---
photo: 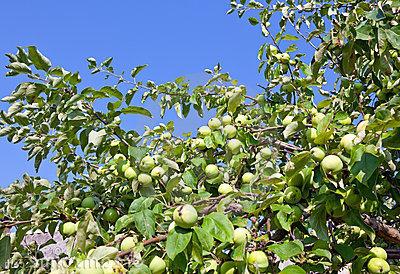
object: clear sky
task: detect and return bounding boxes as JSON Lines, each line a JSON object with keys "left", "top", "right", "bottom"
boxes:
{"left": 0, "top": 1, "right": 312, "bottom": 186}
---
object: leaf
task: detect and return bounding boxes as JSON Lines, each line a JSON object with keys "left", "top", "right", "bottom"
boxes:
{"left": 227, "top": 92, "right": 244, "bottom": 114}
{"left": 267, "top": 240, "right": 304, "bottom": 260}
{"left": 132, "top": 209, "right": 155, "bottom": 238}
{"left": 310, "top": 248, "right": 331, "bottom": 260}
{"left": 129, "top": 197, "right": 154, "bottom": 213}
{"left": 6, "top": 62, "right": 32, "bottom": 74}
{"left": 309, "top": 204, "right": 328, "bottom": 241}
{"left": 166, "top": 228, "right": 192, "bottom": 260}
{"left": 128, "top": 146, "right": 150, "bottom": 161}
{"left": 88, "top": 129, "right": 106, "bottom": 146}
{"left": 355, "top": 23, "right": 372, "bottom": 40}
{"left": 160, "top": 158, "right": 179, "bottom": 171}
{"left": 115, "top": 214, "right": 135, "bottom": 233}
{"left": 121, "top": 106, "right": 152, "bottom": 118}
{"left": 282, "top": 34, "right": 299, "bottom": 41}
{"left": 99, "top": 86, "right": 123, "bottom": 100}
{"left": 202, "top": 212, "right": 234, "bottom": 242}
{"left": 87, "top": 246, "right": 118, "bottom": 261}
{"left": 193, "top": 227, "right": 214, "bottom": 252}
{"left": 27, "top": 46, "right": 52, "bottom": 71}
{"left": 283, "top": 121, "right": 298, "bottom": 139}
{"left": 0, "top": 236, "right": 11, "bottom": 268}
{"left": 279, "top": 265, "right": 306, "bottom": 274}
{"left": 182, "top": 170, "right": 197, "bottom": 189}
{"left": 335, "top": 244, "right": 355, "bottom": 261}
{"left": 248, "top": 17, "right": 259, "bottom": 25}
{"left": 75, "top": 211, "right": 92, "bottom": 252}
{"left": 343, "top": 210, "right": 375, "bottom": 241}
{"left": 386, "top": 27, "right": 400, "bottom": 50}
{"left": 285, "top": 151, "right": 311, "bottom": 178}
{"left": 350, "top": 152, "right": 380, "bottom": 184}
{"left": 131, "top": 64, "right": 148, "bottom": 78}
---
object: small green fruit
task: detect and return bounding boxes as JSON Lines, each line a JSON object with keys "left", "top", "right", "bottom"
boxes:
{"left": 340, "top": 134, "right": 356, "bottom": 153}
{"left": 260, "top": 147, "right": 272, "bottom": 159}
{"left": 310, "top": 147, "right": 325, "bottom": 162}
{"left": 367, "top": 258, "right": 390, "bottom": 274}
{"left": 102, "top": 260, "right": 126, "bottom": 274}
{"left": 81, "top": 197, "right": 96, "bottom": 209}
{"left": 124, "top": 167, "right": 137, "bottom": 179}
{"left": 223, "top": 125, "right": 237, "bottom": 139}
{"left": 113, "top": 154, "right": 126, "bottom": 161}
{"left": 227, "top": 139, "right": 242, "bottom": 154}
{"left": 205, "top": 164, "right": 219, "bottom": 179}
{"left": 242, "top": 172, "right": 255, "bottom": 184}
{"left": 218, "top": 183, "right": 233, "bottom": 194}
{"left": 181, "top": 186, "right": 193, "bottom": 195}
{"left": 208, "top": 118, "right": 222, "bottom": 130}
{"left": 120, "top": 236, "right": 137, "bottom": 252}
{"left": 62, "top": 222, "right": 77, "bottom": 236}
{"left": 121, "top": 162, "right": 130, "bottom": 173}
{"left": 306, "top": 128, "right": 317, "bottom": 142}
{"left": 173, "top": 204, "right": 198, "bottom": 229}
{"left": 282, "top": 115, "right": 294, "bottom": 126}
{"left": 138, "top": 173, "right": 153, "bottom": 186}
{"left": 357, "top": 120, "right": 368, "bottom": 133}
{"left": 222, "top": 115, "right": 232, "bottom": 125}
{"left": 233, "top": 227, "right": 251, "bottom": 245}
{"left": 247, "top": 251, "right": 269, "bottom": 273}
{"left": 149, "top": 256, "right": 166, "bottom": 274}
{"left": 150, "top": 166, "right": 165, "bottom": 178}
{"left": 103, "top": 208, "right": 119, "bottom": 223}
{"left": 370, "top": 247, "right": 387, "bottom": 260}
{"left": 284, "top": 186, "right": 302, "bottom": 204}
{"left": 140, "top": 156, "right": 155, "bottom": 172}
{"left": 288, "top": 172, "right": 304, "bottom": 187}
{"left": 339, "top": 117, "right": 352, "bottom": 125}
{"left": 192, "top": 138, "right": 206, "bottom": 150}
{"left": 321, "top": 155, "right": 343, "bottom": 174}
{"left": 198, "top": 126, "right": 212, "bottom": 137}
{"left": 235, "top": 114, "right": 249, "bottom": 125}
{"left": 312, "top": 113, "right": 326, "bottom": 127}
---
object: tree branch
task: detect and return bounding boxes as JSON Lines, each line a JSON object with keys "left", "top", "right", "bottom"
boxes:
{"left": 363, "top": 215, "right": 400, "bottom": 244}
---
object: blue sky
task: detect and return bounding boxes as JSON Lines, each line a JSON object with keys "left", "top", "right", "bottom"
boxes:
{"left": 0, "top": 1, "right": 316, "bottom": 185}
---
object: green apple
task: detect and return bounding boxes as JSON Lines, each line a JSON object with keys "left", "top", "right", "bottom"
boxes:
{"left": 113, "top": 154, "right": 126, "bottom": 161}
{"left": 120, "top": 236, "right": 137, "bottom": 252}
{"left": 124, "top": 167, "right": 137, "bottom": 179}
{"left": 227, "top": 139, "right": 242, "bottom": 154}
{"left": 306, "top": 128, "right": 317, "bottom": 142}
{"left": 173, "top": 204, "right": 198, "bottom": 229}
{"left": 370, "top": 247, "right": 387, "bottom": 260}
{"left": 149, "top": 256, "right": 166, "bottom": 274}
{"left": 242, "top": 172, "right": 255, "bottom": 184}
{"left": 218, "top": 183, "right": 233, "bottom": 194}
{"left": 192, "top": 138, "right": 206, "bottom": 150}
{"left": 233, "top": 227, "right": 251, "bottom": 245}
{"left": 220, "top": 261, "right": 236, "bottom": 274}
{"left": 340, "top": 134, "right": 356, "bottom": 153}
{"left": 260, "top": 147, "right": 272, "bottom": 159}
{"left": 140, "top": 156, "right": 155, "bottom": 172}
{"left": 247, "top": 251, "right": 269, "bottom": 273}
{"left": 312, "top": 113, "right": 326, "bottom": 127}
{"left": 121, "top": 162, "right": 130, "bottom": 173}
{"left": 110, "top": 140, "right": 120, "bottom": 147}
{"left": 344, "top": 189, "right": 361, "bottom": 208}
{"left": 223, "top": 125, "right": 237, "bottom": 139}
{"left": 288, "top": 172, "right": 304, "bottom": 187}
{"left": 208, "top": 118, "right": 221, "bottom": 130}
{"left": 284, "top": 186, "right": 302, "bottom": 204}
{"left": 181, "top": 186, "right": 193, "bottom": 195}
{"left": 205, "top": 164, "right": 219, "bottom": 179}
{"left": 310, "top": 147, "right": 325, "bottom": 162}
{"left": 222, "top": 115, "right": 232, "bottom": 125}
{"left": 81, "top": 197, "right": 96, "bottom": 209}
{"left": 339, "top": 117, "right": 352, "bottom": 125}
{"left": 150, "top": 166, "right": 165, "bottom": 178}
{"left": 367, "top": 258, "right": 390, "bottom": 274}
{"left": 103, "top": 208, "right": 119, "bottom": 223}
{"left": 235, "top": 114, "right": 249, "bottom": 125}
{"left": 102, "top": 260, "right": 126, "bottom": 274}
{"left": 357, "top": 120, "right": 368, "bottom": 133}
{"left": 62, "top": 222, "right": 77, "bottom": 236}
{"left": 198, "top": 126, "right": 212, "bottom": 137}
{"left": 282, "top": 115, "right": 294, "bottom": 126}
{"left": 321, "top": 155, "right": 343, "bottom": 174}
{"left": 76, "top": 259, "right": 104, "bottom": 274}
{"left": 138, "top": 173, "right": 153, "bottom": 186}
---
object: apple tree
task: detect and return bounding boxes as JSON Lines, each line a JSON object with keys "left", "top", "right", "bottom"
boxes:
{"left": 1, "top": 0, "right": 400, "bottom": 273}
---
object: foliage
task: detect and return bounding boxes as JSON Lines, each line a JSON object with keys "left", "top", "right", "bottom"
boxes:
{"left": 1, "top": 0, "right": 400, "bottom": 273}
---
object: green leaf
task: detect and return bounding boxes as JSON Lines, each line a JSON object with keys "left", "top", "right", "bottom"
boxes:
{"left": 385, "top": 27, "right": 400, "bottom": 50}
{"left": 131, "top": 64, "right": 148, "bottom": 78}
{"left": 129, "top": 197, "right": 154, "bottom": 213}
{"left": 27, "top": 46, "right": 52, "bottom": 71}
{"left": 88, "top": 129, "right": 106, "bottom": 146}
{"left": 279, "top": 265, "right": 306, "bottom": 274}
{"left": 285, "top": 151, "right": 311, "bottom": 178}
{"left": 166, "top": 227, "right": 192, "bottom": 260}
{"left": 283, "top": 121, "right": 298, "bottom": 139}
{"left": 121, "top": 106, "right": 153, "bottom": 118}
{"left": 115, "top": 214, "right": 135, "bottom": 233}
{"left": 350, "top": 152, "right": 380, "bottom": 184}
{"left": 268, "top": 240, "right": 304, "bottom": 260}
{"left": 87, "top": 246, "right": 118, "bottom": 261}
{"left": 343, "top": 210, "right": 375, "bottom": 241}
{"left": 132, "top": 209, "right": 155, "bottom": 238}
{"left": 128, "top": 146, "right": 150, "bottom": 162}
{"left": 128, "top": 264, "right": 152, "bottom": 274}
{"left": 75, "top": 211, "right": 92, "bottom": 252}
{"left": 0, "top": 236, "right": 11, "bottom": 268}
{"left": 193, "top": 227, "right": 214, "bottom": 252}
{"left": 248, "top": 17, "right": 259, "bottom": 25}
{"left": 310, "top": 248, "right": 331, "bottom": 260}
{"left": 227, "top": 92, "right": 244, "bottom": 114}
{"left": 99, "top": 86, "right": 123, "bottom": 100}
{"left": 202, "top": 212, "right": 234, "bottom": 242}
{"left": 309, "top": 204, "right": 328, "bottom": 241}
{"left": 281, "top": 34, "right": 299, "bottom": 41}
{"left": 335, "top": 244, "right": 355, "bottom": 261}
{"left": 6, "top": 62, "right": 32, "bottom": 74}
{"left": 182, "top": 170, "right": 198, "bottom": 189}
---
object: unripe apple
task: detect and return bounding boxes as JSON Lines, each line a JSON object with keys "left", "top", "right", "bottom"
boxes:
{"left": 120, "top": 162, "right": 130, "bottom": 173}
{"left": 198, "top": 126, "right": 212, "bottom": 137}
{"left": 235, "top": 114, "right": 249, "bottom": 125}
{"left": 367, "top": 258, "right": 390, "bottom": 274}
{"left": 113, "top": 154, "right": 126, "bottom": 161}
{"left": 306, "top": 128, "right": 317, "bottom": 142}
{"left": 310, "top": 147, "right": 325, "bottom": 162}
{"left": 339, "top": 117, "right": 352, "bottom": 125}
{"left": 370, "top": 247, "right": 387, "bottom": 260}
{"left": 138, "top": 173, "right": 153, "bottom": 186}
{"left": 120, "top": 236, "right": 137, "bottom": 252}
{"left": 81, "top": 196, "right": 96, "bottom": 209}
{"left": 110, "top": 140, "right": 120, "bottom": 147}
{"left": 227, "top": 139, "right": 242, "bottom": 154}
{"left": 344, "top": 189, "right": 361, "bottom": 208}
{"left": 103, "top": 208, "right": 119, "bottom": 223}
{"left": 62, "top": 222, "right": 77, "bottom": 236}
{"left": 161, "top": 132, "right": 172, "bottom": 140}
{"left": 139, "top": 156, "right": 155, "bottom": 172}
{"left": 321, "top": 155, "right": 343, "bottom": 174}
{"left": 242, "top": 172, "right": 255, "bottom": 184}
{"left": 150, "top": 166, "right": 165, "bottom": 178}
{"left": 149, "top": 256, "right": 166, "bottom": 274}
{"left": 233, "top": 227, "right": 251, "bottom": 245}
{"left": 124, "top": 167, "right": 137, "bottom": 180}
{"left": 222, "top": 115, "right": 232, "bottom": 125}
{"left": 181, "top": 186, "right": 193, "bottom": 195}
{"left": 260, "top": 147, "right": 272, "bottom": 159}
{"left": 218, "top": 183, "right": 233, "bottom": 194}
{"left": 220, "top": 261, "right": 236, "bottom": 274}
{"left": 192, "top": 138, "right": 206, "bottom": 150}
{"left": 357, "top": 120, "right": 368, "bottom": 133}
{"left": 173, "top": 204, "right": 198, "bottom": 229}
{"left": 102, "top": 260, "right": 126, "bottom": 274}
{"left": 288, "top": 172, "right": 304, "bottom": 187}
{"left": 284, "top": 186, "right": 302, "bottom": 204}
{"left": 312, "top": 113, "right": 326, "bottom": 127}
{"left": 282, "top": 115, "right": 294, "bottom": 126}
{"left": 247, "top": 251, "right": 269, "bottom": 273}
{"left": 223, "top": 125, "right": 237, "bottom": 139}
{"left": 76, "top": 259, "right": 104, "bottom": 274}
{"left": 205, "top": 164, "right": 219, "bottom": 179}
{"left": 208, "top": 118, "right": 221, "bottom": 130}
{"left": 340, "top": 134, "right": 356, "bottom": 153}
